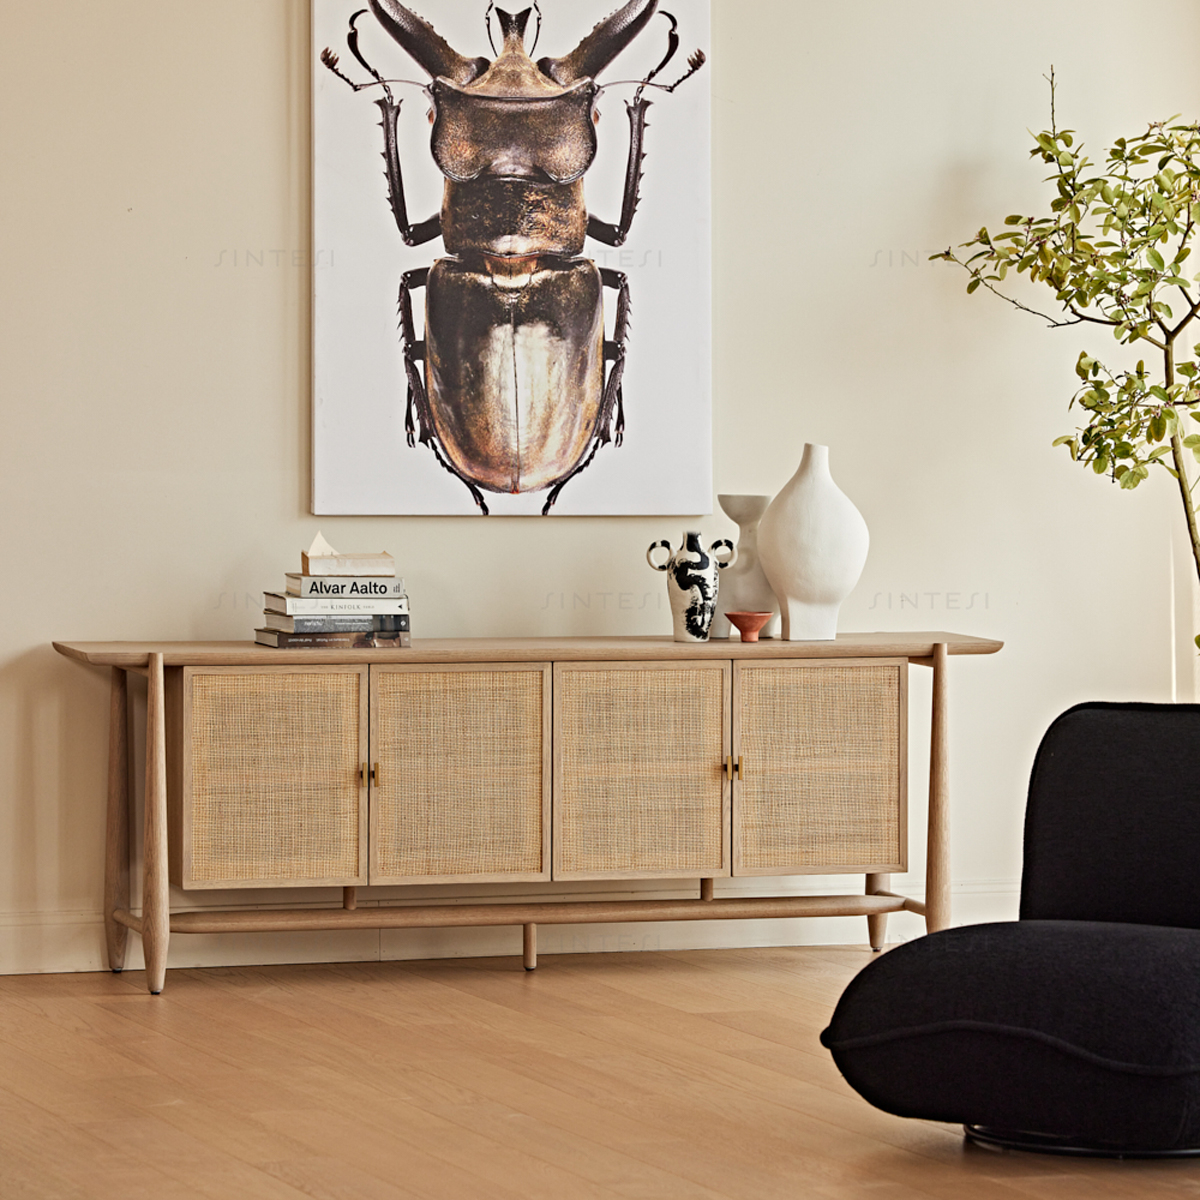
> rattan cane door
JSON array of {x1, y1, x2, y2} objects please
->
[
  {"x1": 174, "y1": 666, "x2": 369, "y2": 889},
  {"x1": 732, "y1": 659, "x2": 906, "y2": 876},
  {"x1": 369, "y1": 663, "x2": 552, "y2": 884},
  {"x1": 553, "y1": 661, "x2": 731, "y2": 880}
]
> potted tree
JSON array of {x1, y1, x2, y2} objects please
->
[{"x1": 936, "y1": 74, "x2": 1200, "y2": 633}]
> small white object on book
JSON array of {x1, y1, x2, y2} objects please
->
[{"x1": 301, "y1": 531, "x2": 396, "y2": 577}]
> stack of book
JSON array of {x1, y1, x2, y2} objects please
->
[{"x1": 254, "y1": 533, "x2": 411, "y2": 648}]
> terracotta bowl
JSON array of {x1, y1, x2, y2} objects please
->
[{"x1": 726, "y1": 611, "x2": 773, "y2": 643}]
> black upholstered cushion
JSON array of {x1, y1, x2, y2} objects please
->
[
  {"x1": 1021, "y1": 702, "x2": 1200, "y2": 929},
  {"x1": 820, "y1": 920, "x2": 1200, "y2": 1151}
]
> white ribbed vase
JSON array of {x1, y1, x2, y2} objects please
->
[
  {"x1": 712, "y1": 494, "x2": 780, "y2": 639},
  {"x1": 757, "y1": 444, "x2": 869, "y2": 641}
]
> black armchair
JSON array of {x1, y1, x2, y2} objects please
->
[{"x1": 820, "y1": 701, "x2": 1200, "y2": 1157}]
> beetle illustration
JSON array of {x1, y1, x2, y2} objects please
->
[{"x1": 321, "y1": 0, "x2": 705, "y2": 514}]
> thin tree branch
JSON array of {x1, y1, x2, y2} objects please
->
[
  {"x1": 1170, "y1": 290, "x2": 1200, "y2": 338},
  {"x1": 940, "y1": 251, "x2": 1083, "y2": 326}
]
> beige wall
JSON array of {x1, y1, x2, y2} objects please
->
[{"x1": 2, "y1": 0, "x2": 1197, "y2": 973}]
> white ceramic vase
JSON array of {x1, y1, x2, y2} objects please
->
[
  {"x1": 757, "y1": 444, "x2": 869, "y2": 640},
  {"x1": 712, "y1": 494, "x2": 780, "y2": 639},
  {"x1": 647, "y1": 531, "x2": 736, "y2": 642}
]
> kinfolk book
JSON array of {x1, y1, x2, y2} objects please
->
[{"x1": 264, "y1": 592, "x2": 410, "y2": 615}]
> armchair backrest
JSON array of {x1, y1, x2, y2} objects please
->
[{"x1": 1019, "y1": 701, "x2": 1200, "y2": 929}]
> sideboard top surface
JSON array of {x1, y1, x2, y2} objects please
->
[{"x1": 53, "y1": 632, "x2": 1003, "y2": 669}]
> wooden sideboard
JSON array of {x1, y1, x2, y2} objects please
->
[{"x1": 53, "y1": 633, "x2": 1002, "y2": 993}]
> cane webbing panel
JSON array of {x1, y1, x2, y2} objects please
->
[
  {"x1": 188, "y1": 672, "x2": 362, "y2": 883},
  {"x1": 373, "y1": 669, "x2": 545, "y2": 878},
  {"x1": 738, "y1": 665, "x2": 900, "y2": 872},
  {"x1": 557, "y1": 666, "x2": 725, "y2": 875}
]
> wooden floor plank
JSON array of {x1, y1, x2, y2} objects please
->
[
  {"x1": 257, "y1": 1156, "x2": 425, "y2": 1200},
  {"x1": 77, "y1": 1115, "x2": 313, "y2": 1200}
]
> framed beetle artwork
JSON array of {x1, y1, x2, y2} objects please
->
[{"x1": 312, "y1": 0, "x2": 711, "y2": 515}]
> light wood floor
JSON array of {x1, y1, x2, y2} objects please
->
[{"x1": 2, "y1": 946, "x2": 1199, "y2": 1199}]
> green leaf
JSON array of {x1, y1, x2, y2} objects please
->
[
  {"x1": 966, "y1": 278, "x2": 981, "y2": 294},
  {"x1": 1148, "y1": 247, "x2": 1166, "y2": 270}
]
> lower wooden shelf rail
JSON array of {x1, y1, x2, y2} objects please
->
[
  {"x1": 115, "y1": 892, "x2": 927, "y2": 935},
  {"x1": 113, "y1": 891, "x2": 928, "y2": 972}
]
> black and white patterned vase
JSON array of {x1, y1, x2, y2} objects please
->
[{"x1": 646, "y1": 531, "x2": 736, "y2": 642}]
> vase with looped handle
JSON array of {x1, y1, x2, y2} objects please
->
[
  {"x1": 646, "y1": 531, "x2": 736, "y2": 642},
  {"x1": 757, "y1": 443, "x2": 869, "y2": 640}
]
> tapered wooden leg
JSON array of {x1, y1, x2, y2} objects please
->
[
  {"x1": 925, "y1": 642, "x2": 951, "y2": 933},
  {"x1": 700, "y1": 877, "x2": 715, "y2": 902},
  {"x1": 866, "y1": 873, "x2": 890, "y2": 950},
  {"x1": 104, "y1": 668, "x2": 131, "y2": 971},
  {"x1": 142, "y1": 653, "x2": 170, "y2": 994},
  {"x1": 523, "y1": 923, "x2": 537, "y2": 971}
]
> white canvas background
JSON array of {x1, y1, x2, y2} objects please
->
[{"x1": 312, "y1": 0, "x2": 712, "y2": 515}]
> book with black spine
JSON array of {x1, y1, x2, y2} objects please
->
[
  {"x1": 254, "y1": 629, "x2": 412, "y2": 649},
  {"x1": 262, "y1": 613, "x2": 410, "y2": 634}
]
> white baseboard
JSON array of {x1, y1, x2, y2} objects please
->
[{"x1": 0, "y1": 878, "x2": 1022, "y2": 976}]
